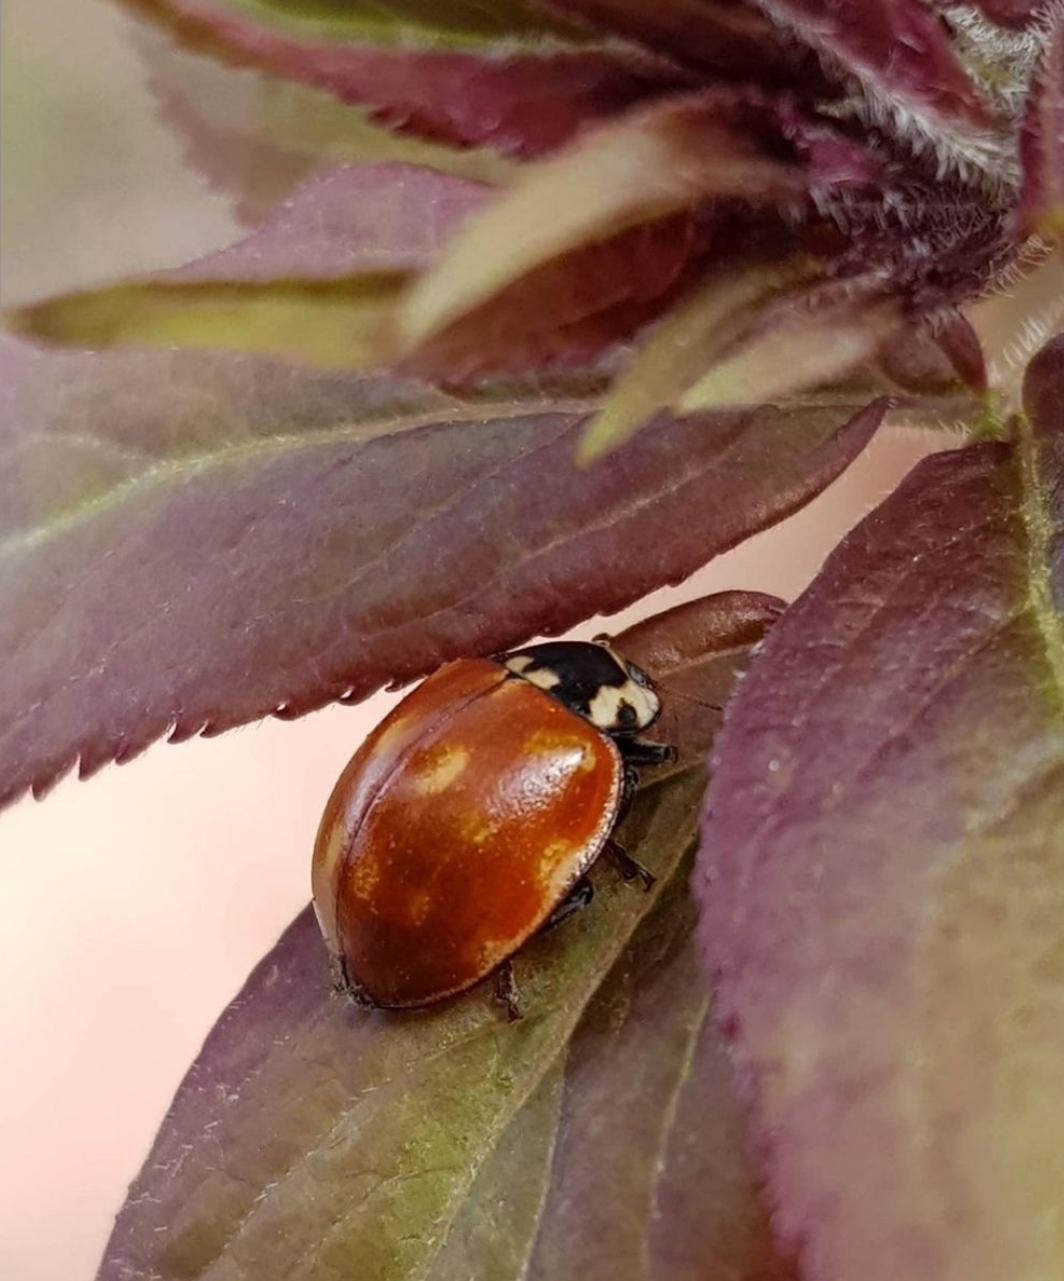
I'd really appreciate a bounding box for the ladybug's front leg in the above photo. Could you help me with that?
[617,737,676,767]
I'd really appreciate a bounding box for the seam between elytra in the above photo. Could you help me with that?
[330,671,505,985]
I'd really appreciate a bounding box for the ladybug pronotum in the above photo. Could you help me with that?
[312,639,674,1018]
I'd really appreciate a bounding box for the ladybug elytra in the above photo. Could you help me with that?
[312,639,674,1018]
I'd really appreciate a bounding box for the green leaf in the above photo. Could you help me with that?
[9,164,698,379]
[128,0,588,52]
[9,164,487,366]
[97,593,794,1281]
[11,276,405,366]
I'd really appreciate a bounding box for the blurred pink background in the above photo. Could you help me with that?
[0,3,947,1278]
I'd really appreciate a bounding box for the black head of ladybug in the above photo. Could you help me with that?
[500,639,661,735]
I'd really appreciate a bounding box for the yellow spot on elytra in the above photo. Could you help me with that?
[407,890,432,925]
[348,855,380,900]
[413,745,470,795]
[522,726,588,760]
[539,838,578,877]
[375,714,412,752]
[457,810,500,846]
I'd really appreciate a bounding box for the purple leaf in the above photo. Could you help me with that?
[122,0,683,158]
[961,0,1047,28]
[537,0,829,89]
[0,330,884,812]
[1015,3,1064,237]
[403,214,706,382]
[133,18,517,227]
[749,0,994,165]
[877,310,988,395]
[170,164,488,279]
[698,332,1064,1280]
[97,593,794,1281]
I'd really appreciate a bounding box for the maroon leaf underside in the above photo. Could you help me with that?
[408,214,708,382]
[1015,5,1064,237]
[877,310,988,395]
[751,0,990,127]
[960,0,1048,29]
[0,327,885,813]
[129,17,518,230]
[98,592,795,1281]
[121,0,687,158]
[697,334,1064,1281]
[536,0,833,90]
[173,163,491,280]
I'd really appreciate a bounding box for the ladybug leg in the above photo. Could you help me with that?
[493,960,523,1023]
[544,876,595,931]
[617,738,677,766]
[617,760,638,821]
[606,837,656,891]
[606,764,659,891]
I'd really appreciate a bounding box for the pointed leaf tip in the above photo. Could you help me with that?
[122,0,679,160]
[576,258,823,463]
[677,284,901,413]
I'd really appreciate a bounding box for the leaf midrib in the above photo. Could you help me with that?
[1016,410,1064,705]
[0,395,598,562]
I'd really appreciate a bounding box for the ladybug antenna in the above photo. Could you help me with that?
[652,681,724,715]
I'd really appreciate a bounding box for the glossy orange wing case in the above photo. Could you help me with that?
[313,658,622,1007]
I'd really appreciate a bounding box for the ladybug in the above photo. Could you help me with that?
[312,639,675,1018]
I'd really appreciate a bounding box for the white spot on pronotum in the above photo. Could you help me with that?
[589,680,660,732]
[505,655,562,691]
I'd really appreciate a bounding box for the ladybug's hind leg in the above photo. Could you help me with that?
[603,762,659,892]
[544,876,595,931]
[493,960,523,1022]
[605,837,656,891]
